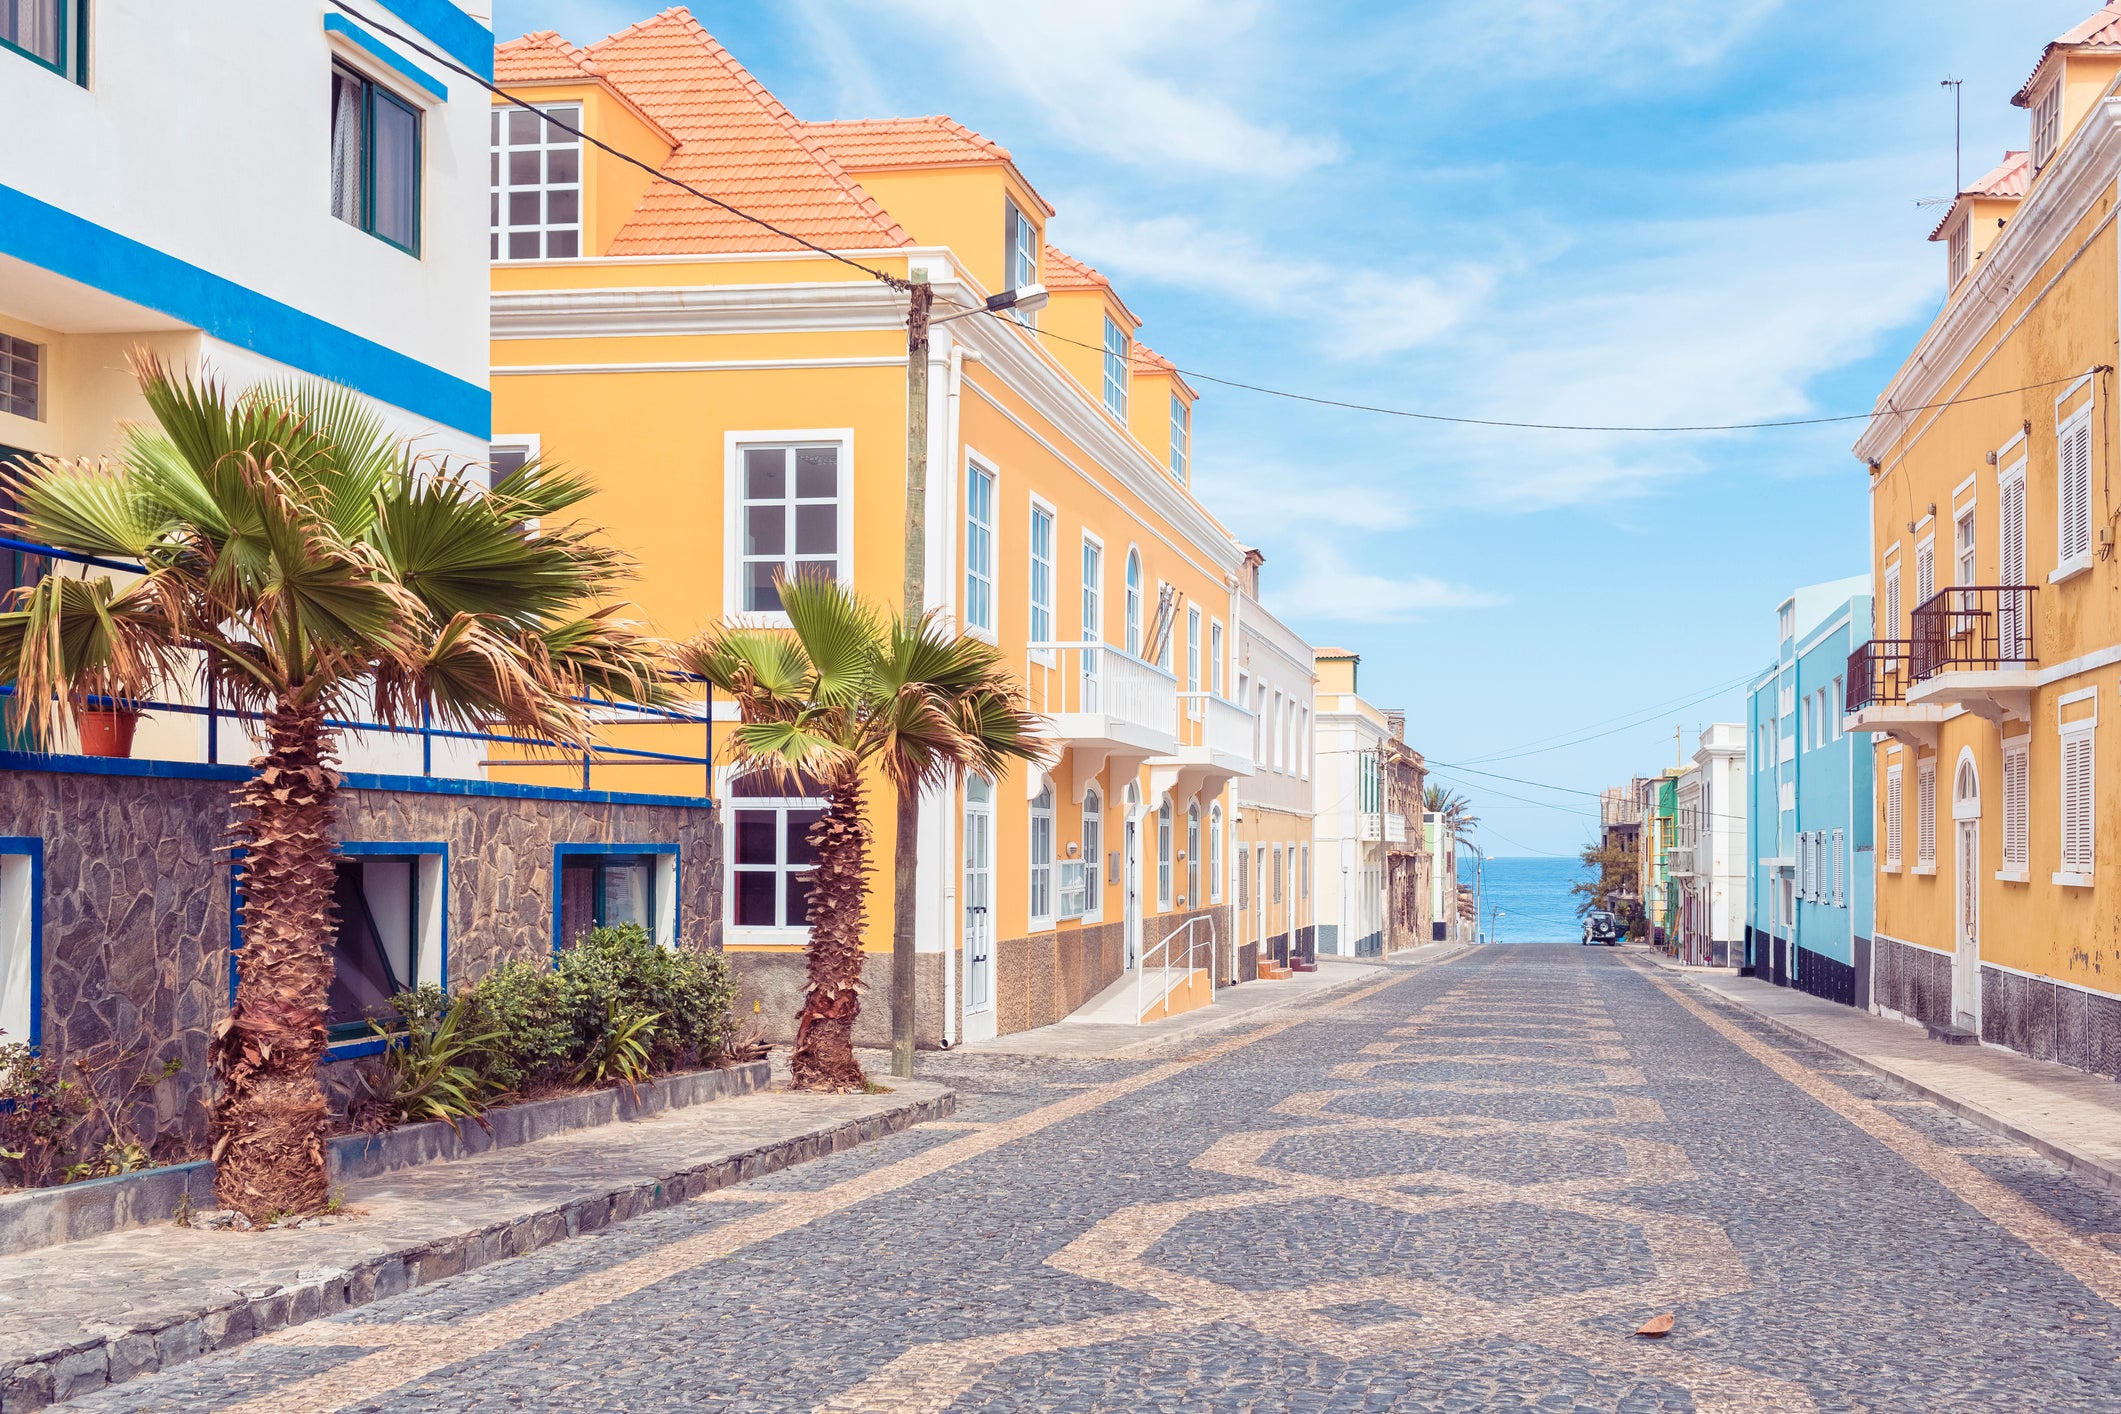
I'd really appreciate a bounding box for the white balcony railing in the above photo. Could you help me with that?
[1176,691,1254,757]
[1025,642,1178,739]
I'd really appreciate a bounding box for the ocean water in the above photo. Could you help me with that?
[1455,854,1589,944]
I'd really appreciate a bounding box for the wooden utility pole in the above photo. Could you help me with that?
[891,271,933,1080]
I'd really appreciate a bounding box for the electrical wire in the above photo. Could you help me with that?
[1456,672,1759,763]
[349,0,2111,442]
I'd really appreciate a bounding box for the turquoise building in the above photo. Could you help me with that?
[1746,577,1875,1004]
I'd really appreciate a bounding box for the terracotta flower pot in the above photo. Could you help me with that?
[78,709,141,758]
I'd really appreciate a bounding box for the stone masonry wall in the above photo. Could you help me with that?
[0,763,719,1158]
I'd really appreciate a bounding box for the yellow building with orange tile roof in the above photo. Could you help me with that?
[487,8,1268,1046]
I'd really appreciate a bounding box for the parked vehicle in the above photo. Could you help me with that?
[1582,910,1621,946]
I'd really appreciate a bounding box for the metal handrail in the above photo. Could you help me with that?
[1909,584,2037,681]
[1136,912,1217,1023]
[1846,638,1912,712]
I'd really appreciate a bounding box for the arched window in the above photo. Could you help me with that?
[1125,550,1142,657]
[1186,803,1201,910]
[1208,804,1223,903]
[1157,798,1173,909]
[1082,788,1103,921]
[1029,782,1055,925]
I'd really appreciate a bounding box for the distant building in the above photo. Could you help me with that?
[1747,578,1874,1003]
[1672,725,1746,967]
[1380,712,1429,952]
[1234,550,1318,977]
[1312,647,1389,956]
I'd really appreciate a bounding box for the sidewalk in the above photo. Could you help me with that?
[1629,947,2121,1193]
[962,953,1411,1059]
[0,1080,952,1411]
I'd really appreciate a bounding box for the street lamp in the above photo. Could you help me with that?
[1490,907,1505,944]
[935,283,1049,325]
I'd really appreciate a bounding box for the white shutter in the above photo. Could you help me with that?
[2061,416,2093,564]
[2001,471,2029,659]
[1832,829,1845,906]
[1916,542,1935,606]
[1886,766,1904,868]
[1798,832,1809,899]
[2062,731,2096,873]
[2004,744,2029,870]
[1917,761,1937,867]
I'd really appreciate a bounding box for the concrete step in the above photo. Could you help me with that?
[1925,1021,1981,1046]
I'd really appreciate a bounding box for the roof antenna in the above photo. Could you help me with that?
[1941,77,1963,195]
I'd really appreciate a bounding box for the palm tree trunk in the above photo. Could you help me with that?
[888,786,919,1078]
[791,772,872,1090]
[209,698,340,1219]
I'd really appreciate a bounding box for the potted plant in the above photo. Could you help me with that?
[77,700,142,758]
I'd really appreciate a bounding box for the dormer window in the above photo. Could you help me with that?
[2032,80,2062,170]
[1004,199,1039,325]
[1947,216,1970,289]
[1102,317,1128,420]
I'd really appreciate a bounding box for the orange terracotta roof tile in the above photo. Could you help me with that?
[545,7,910,256]
[1042,246,1110,291]
[2014,3,2121,105]
[497,30,602,82]
[799,116,1009,169]
[1129,342,1198,401]
[1927,150,2029,240]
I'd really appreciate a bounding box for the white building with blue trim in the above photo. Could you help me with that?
[1745,576,1875,1005]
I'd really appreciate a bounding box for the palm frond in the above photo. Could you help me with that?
[0,457,167,561]
[0,574,188,744]
[776,575,880,710]
[672,626,814,720]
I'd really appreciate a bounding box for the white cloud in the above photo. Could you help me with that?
[1058,205,1497,358]
[816,0,1337,178]
[1264,538,1505,624]
[1409,0,1784,87]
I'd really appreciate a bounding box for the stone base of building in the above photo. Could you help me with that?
[1792,945,1857,1007]
[1980,967,2121,1078]
[1873,934,1953,1031]
[724,950,947,1050]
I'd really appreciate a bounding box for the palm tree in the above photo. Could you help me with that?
[0,359,660,1219]
[677,576,1045,1090]
[1423,783,1479,841]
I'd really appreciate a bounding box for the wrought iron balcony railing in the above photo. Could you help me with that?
[1909,585,2036,682]
[1846,638,1912,713]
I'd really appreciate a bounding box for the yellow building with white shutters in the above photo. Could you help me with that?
[1849,3,2121,1068]
[486,10,1269,1044]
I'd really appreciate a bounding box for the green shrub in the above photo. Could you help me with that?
[371,992,500,1126]
[376,926,738,1121]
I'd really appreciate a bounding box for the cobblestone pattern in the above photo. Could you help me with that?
[62,947,2121,1413]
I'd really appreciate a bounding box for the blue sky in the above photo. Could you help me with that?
[493,0,2093,856]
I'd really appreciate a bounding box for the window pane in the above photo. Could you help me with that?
[547,189,579,225]
[786,810,823,866]
[509,190,540,226]
[791,559,836,584]
[794,503,837,556]
[745,448,786,500]
[786,870,814,927]
[546,230,579,258]
[746,504,785,556]
[601,862,652,929]
[509,231,540,259]
[795,448,837,498]
[510,150,540,185]
[547,147,580,184]
[734,870,777,926]
[509,108,542,143]
[746,561,782,613]
[370,94,420,249]
[734,810,779,865]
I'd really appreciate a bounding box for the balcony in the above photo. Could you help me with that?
[1843,637,1953,748]
[1024,642,1178,801]
[1152,691,1256,813]
[1904,585,2037,724]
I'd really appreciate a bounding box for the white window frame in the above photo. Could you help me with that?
[1185,607,1201,697]
[1916,758,1937,874]
[1080,788,1103,923]
[2002,736,2030,879]
[1124,547,1143,657]
[1885,762,1904,871]
[1102,316,1129,420]
[1883,560,1902,638]
[1185,803,1201,910]
[1210,620,1224,698]
[1080,533,1104,645]
[0,841,38,1049]
[1831,827,1845,906]
[963,454,997,639]
[1914,535,1936,609]
[1955,504,1977,586]
[723,770,827,947]
[492,101,582,261]
[0,332,42,424]
[1003,198,1040,327]
[1169,393,1189,482]
[725,430,854,623]
[2032,78,2062,171]
[1947,215,1970,290]
[2057,688,2098,885]
[1029,781,1056,928]
[1156,799,1173,910]
[1028,497,1056,650]
[1208,803,1223,903]
[2056,393,2095,575]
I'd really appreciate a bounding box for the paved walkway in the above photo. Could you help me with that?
[1,1081,951,1409]
[1628,946,2121,1191]
[65,945,2121,1412]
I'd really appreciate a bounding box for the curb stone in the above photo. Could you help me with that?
[0,1087,954,1412]
[1632,957,2121,1197]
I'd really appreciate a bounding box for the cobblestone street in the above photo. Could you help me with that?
[71,947,2121,1412]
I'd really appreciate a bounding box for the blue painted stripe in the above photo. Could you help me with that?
[371,0,493,82]
[0,183,491,439]
[0,751,714,811]
[326,14,449,103]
